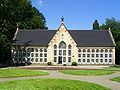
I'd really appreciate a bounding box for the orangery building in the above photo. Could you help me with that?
[12,19,116,65]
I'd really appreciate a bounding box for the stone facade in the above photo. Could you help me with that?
[12,20,116,65]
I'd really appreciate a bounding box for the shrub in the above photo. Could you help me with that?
[47,62,52,66]
[71,62,77,66]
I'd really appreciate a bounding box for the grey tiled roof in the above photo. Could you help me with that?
[14,30,56,46]
[13,29,115,47]
[69,30,115,47]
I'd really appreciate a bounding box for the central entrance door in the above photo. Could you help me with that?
[58,56,62,64]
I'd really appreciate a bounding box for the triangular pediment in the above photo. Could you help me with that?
[48,19,77,46]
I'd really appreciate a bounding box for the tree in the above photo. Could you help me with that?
[0,0,47,66]
[100,17,120,64]
[93,20,99,30]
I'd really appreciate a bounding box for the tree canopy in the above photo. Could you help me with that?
[0,0,47,66]
[100,17,120,64]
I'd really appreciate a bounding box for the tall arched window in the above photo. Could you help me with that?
[59,41,66,49]
[54,45,57,56]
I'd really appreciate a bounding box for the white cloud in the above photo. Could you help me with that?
[38,0,43,6]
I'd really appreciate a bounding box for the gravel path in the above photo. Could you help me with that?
[0,70,120,90]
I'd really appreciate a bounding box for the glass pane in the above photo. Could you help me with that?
[63,50,66,56]
[40,53,43,57]
[59,41,66,49]
[59,50,62,55]
[63,57,66,62]
[68,45,71,49]
[31,53,34,57]
[35,58,38,62]
[54,57,57,62]
[44,53,47,57]
[35,53,38,57]
[54,50,57,56]
[44,58,47,62]
[40,58,42,62]
[68,57,71,62]
[68,50,71,56]
[78,59,81,62]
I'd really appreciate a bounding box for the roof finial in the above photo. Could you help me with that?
[61,16,64,23]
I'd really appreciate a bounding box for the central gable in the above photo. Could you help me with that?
[48,21,77,47]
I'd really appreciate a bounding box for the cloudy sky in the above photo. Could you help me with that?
[32,0,120,30]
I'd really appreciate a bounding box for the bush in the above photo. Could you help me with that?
[71,62,77,66]
[47,62,52,66]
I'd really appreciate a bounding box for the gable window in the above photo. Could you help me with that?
[54,45,57,49]
[68,45,71,49]
[59,41,66,49]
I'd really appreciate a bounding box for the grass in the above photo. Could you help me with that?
[0,79,111,90]
[111,77,120,83]
[0,69,48,78]
[59,70,116,76]
[104,67,120,71]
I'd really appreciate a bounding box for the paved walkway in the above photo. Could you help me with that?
[0,70,120,90]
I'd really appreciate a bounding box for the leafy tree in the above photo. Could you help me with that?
[0,0,47,66]
[93,20,99,30]
[100,17,120,64]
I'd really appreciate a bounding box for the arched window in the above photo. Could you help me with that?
[92,49,95,52]
[78,49,81,52]
[54,45,57,49]
[87,49,90,52]
[96,49,99,52]
[59,41,66,49]
[68,45,71,49]
[83,49,86,52]
[109,49,112,52]
[100,49,104,52]
[105,49,108,52]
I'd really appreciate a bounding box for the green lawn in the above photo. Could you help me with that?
[104,67,120,71]
[111,77,120,83]
[59,70,116,76]
[0,79,111,90]
[0,69,48,78]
